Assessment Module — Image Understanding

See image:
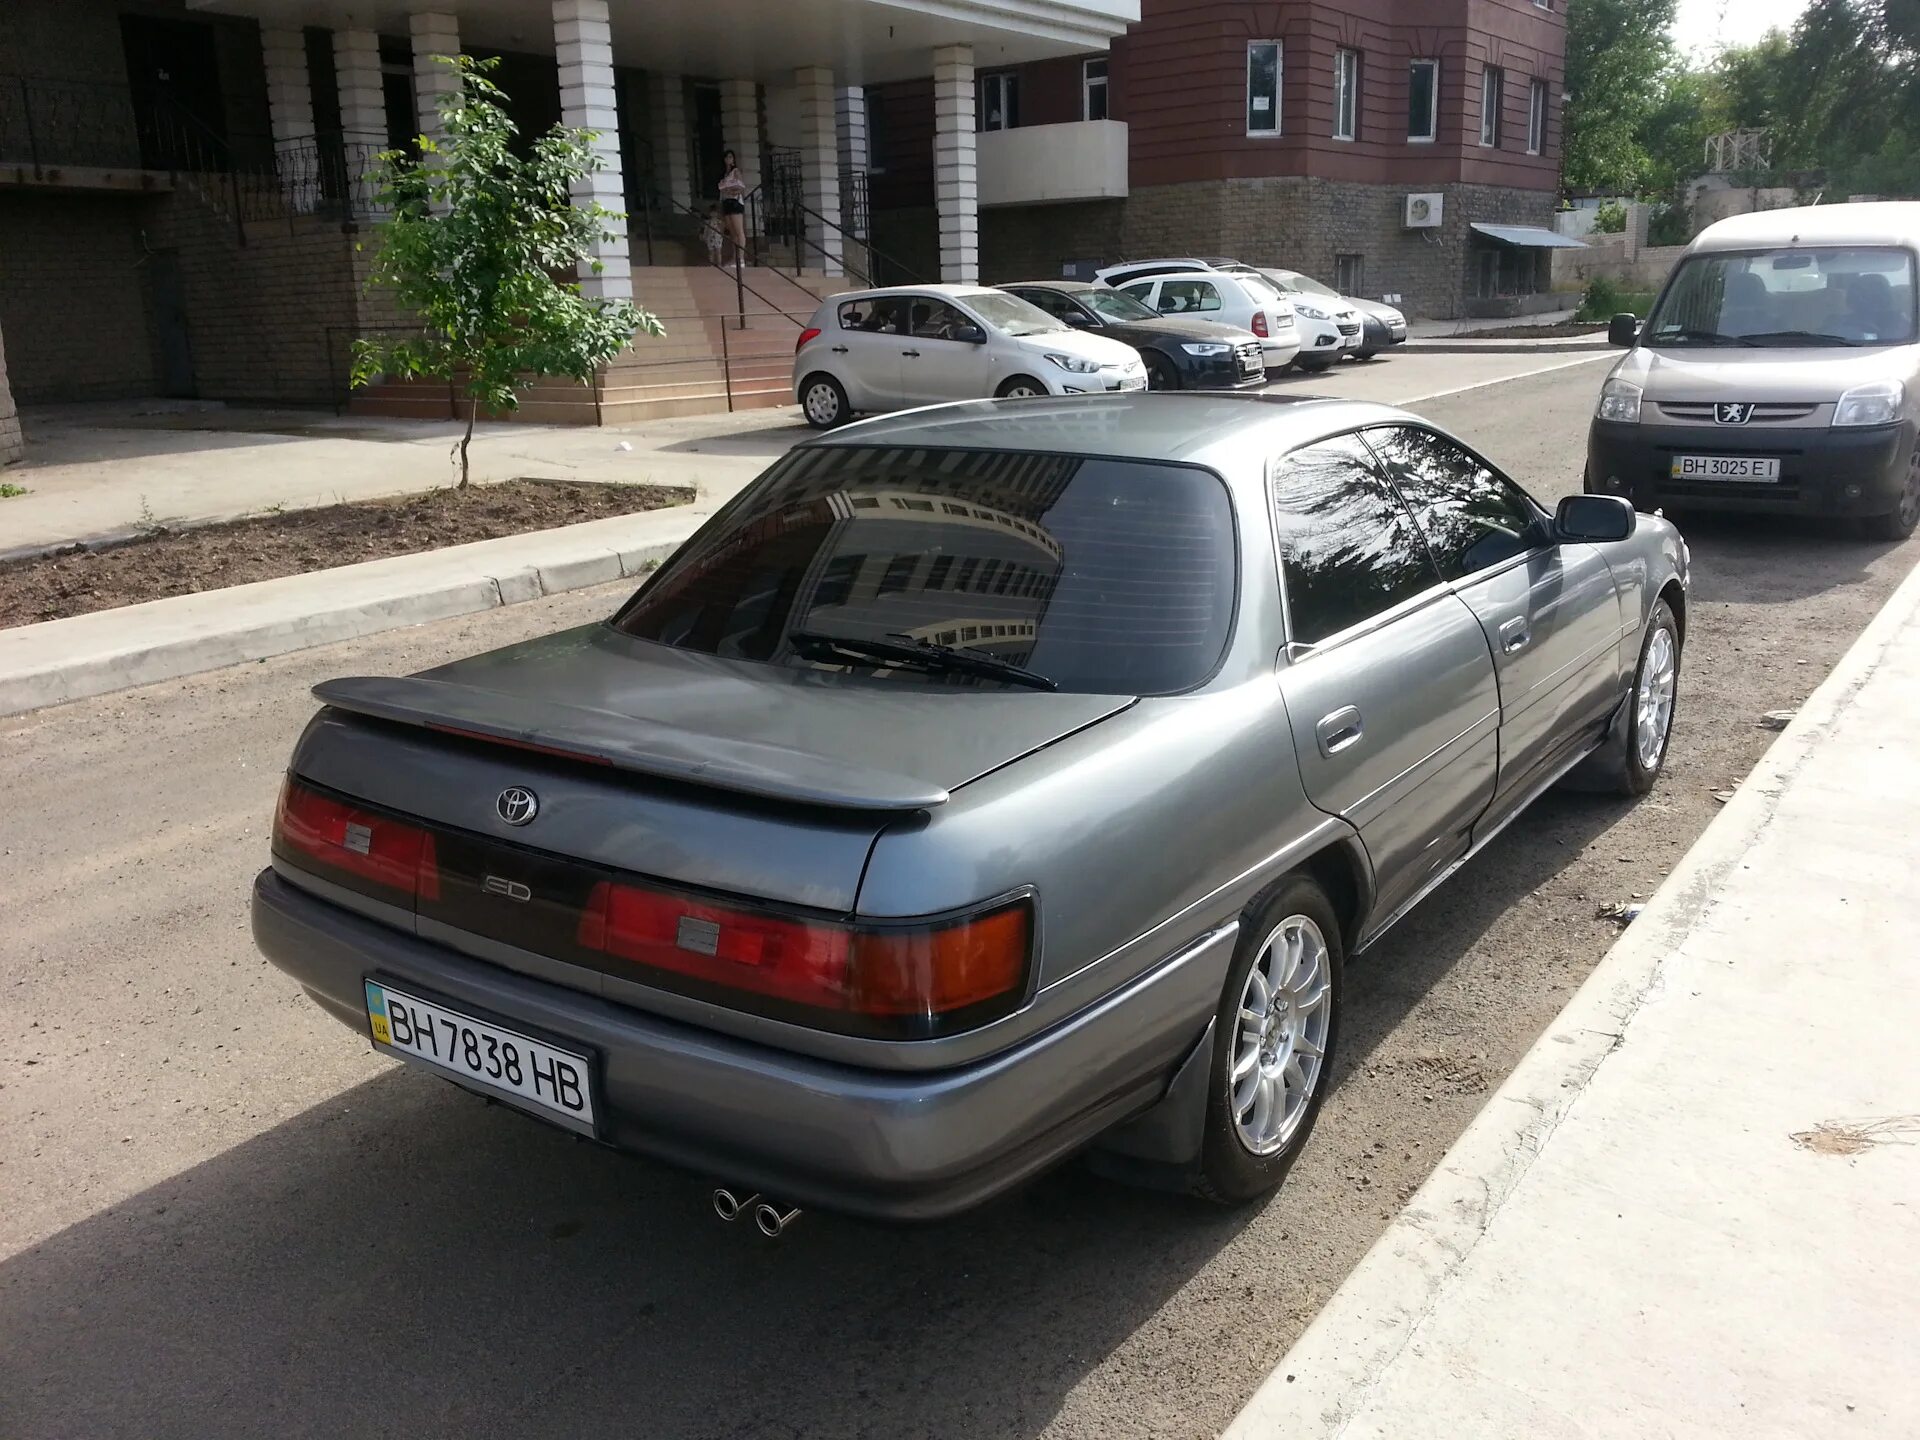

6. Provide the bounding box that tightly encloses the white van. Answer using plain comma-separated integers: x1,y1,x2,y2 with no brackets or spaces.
1586,202,1920,539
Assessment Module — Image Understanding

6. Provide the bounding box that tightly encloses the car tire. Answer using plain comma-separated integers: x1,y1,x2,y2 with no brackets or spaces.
1861,458,1920,541
996,376,1047,400
1191,875,1343,1205
1353,350,1379,361
1293,356,1336,374
799,373,850,430
1145,354,1180,391
1566,597,1682,796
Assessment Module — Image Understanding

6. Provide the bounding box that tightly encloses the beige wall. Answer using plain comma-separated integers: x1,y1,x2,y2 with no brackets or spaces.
1553,235,1687,297
0,320,22,466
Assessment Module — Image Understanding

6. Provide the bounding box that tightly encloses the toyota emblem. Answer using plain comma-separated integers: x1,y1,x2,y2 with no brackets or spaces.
496,786,539,826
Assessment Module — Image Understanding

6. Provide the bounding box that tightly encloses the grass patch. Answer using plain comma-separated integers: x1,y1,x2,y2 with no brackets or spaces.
0,483,28,499
1575,277,1659,323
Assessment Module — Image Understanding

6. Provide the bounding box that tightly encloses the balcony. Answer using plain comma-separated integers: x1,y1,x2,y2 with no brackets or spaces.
978,120,1128,208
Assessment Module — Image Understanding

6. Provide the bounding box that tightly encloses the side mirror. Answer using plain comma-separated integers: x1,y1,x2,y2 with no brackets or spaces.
1555,493,1636,543
1063,311,1094,329
953,323,987,345
1608,313,1641,348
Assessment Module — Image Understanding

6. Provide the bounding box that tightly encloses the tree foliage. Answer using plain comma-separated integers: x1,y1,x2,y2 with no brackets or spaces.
1563,0,1681,192
352,57,662,485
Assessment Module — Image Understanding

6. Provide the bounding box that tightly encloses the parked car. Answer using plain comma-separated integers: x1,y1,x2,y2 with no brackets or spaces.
1113,271,1301,374
1241,268,1371,368
1001,280,1268,391
1092,256,1240,288
1588,201,1920,540
251,393,1689,1223
792,284,1145,428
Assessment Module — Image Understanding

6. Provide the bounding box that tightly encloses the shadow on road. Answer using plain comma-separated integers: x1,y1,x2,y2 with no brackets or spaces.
1674,510,1908,606
0,789,1631,1440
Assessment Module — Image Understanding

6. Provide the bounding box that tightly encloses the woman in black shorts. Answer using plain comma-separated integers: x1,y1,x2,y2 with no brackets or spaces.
717,150,748,265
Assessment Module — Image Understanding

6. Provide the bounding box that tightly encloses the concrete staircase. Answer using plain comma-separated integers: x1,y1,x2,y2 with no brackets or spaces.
348,264,850,426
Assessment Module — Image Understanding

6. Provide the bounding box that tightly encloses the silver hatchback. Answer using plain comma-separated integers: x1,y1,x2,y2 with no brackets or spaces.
253,395,1688,1221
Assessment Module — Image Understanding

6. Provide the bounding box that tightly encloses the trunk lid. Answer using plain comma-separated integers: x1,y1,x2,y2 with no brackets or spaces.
290,623,1134,912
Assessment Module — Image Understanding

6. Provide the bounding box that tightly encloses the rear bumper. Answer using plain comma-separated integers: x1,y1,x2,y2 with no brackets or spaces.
1587,419,1915,517
252,868,1227,1222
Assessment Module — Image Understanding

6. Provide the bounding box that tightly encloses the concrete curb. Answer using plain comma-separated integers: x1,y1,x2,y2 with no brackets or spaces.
1222,554,1920,1439
0,506,706,717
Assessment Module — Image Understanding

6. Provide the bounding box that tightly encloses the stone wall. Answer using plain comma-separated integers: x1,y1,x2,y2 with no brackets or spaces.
1552,235,1687,298
977,179,1556,319
0,320,22,465
0,193,158,402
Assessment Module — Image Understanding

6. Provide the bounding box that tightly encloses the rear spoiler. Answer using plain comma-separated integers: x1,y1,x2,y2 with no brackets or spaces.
312,676,950,811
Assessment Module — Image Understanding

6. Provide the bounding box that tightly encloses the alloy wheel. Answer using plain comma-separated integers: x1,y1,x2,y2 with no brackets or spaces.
1231,915,1333,1156
1636,625,1678,771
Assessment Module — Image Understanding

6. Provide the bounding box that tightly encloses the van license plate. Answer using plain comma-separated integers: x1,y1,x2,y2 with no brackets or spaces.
1671,455,1781,481
365,980,596,1131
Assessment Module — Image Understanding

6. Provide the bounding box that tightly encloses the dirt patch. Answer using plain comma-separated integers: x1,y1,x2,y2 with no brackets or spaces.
1450,322,1609,339
0,479,693,628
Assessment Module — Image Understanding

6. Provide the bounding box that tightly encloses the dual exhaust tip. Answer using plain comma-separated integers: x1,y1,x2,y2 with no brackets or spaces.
712,1188,801,1237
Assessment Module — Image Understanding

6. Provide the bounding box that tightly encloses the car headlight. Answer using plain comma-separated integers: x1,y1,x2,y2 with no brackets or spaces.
1295,304,1331,321
1833,380,1905,428
1597,377,1643,424
1181,342,1231,357
1045,353,1101,374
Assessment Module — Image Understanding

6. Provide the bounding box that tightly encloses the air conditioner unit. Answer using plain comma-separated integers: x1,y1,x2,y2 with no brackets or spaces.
1405,193,1444,229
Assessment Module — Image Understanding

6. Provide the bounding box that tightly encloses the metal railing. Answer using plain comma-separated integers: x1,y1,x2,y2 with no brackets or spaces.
0,74,145,172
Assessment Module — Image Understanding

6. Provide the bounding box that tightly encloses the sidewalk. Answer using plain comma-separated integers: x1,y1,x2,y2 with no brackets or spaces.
0,399,803,560
1228,557,1920,1438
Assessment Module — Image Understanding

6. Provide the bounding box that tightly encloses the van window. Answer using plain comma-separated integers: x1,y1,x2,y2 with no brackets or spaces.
1645,247,1918,348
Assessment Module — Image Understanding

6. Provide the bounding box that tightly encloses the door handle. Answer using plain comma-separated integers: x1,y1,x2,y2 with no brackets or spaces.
901,349,921,357
1315,706,1364,757
1499,617,1531,654
830,345,848,354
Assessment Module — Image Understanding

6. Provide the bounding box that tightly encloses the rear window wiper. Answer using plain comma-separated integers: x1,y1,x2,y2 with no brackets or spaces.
788,630,1059,692
1733,329,1864,347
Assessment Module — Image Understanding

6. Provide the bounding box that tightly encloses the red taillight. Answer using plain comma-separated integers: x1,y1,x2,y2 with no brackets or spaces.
577,880,1031,1030
1251,311,1270,338
795,327,822,353
273,777,440,901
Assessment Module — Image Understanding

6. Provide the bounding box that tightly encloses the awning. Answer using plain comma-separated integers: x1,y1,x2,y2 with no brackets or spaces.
1470,223,1589,250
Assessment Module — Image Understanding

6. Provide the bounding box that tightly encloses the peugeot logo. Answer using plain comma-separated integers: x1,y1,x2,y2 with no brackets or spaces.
495,786,539,826
1716,402,1756,425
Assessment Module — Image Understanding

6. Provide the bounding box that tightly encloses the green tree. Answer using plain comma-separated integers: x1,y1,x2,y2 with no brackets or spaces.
1563,0,1680,192
352,56,661,486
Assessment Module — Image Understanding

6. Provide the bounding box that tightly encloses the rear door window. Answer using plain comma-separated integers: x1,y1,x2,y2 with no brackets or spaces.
615,446,1239,695
1271,435,1443,646
1158,280,1222,315
1362,426,1541,579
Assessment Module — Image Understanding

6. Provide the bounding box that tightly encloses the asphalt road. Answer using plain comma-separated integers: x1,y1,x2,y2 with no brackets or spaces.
5,353,1914,1439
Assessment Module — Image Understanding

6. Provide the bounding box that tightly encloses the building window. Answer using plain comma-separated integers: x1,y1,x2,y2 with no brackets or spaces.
865,94,888,174
1408,59,1438,142
1480,65,1505,147
1528,78,1548,155
1335,254,1365,295
1247,40,1281,135
980,72,1020,132
1333,49,1360,141
1083,58,1109,121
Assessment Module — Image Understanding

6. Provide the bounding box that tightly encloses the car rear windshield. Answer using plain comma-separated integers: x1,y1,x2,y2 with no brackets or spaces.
965,290,1066,336
1645,246,1918,347
1085,288,1160,323
612,446,1238,695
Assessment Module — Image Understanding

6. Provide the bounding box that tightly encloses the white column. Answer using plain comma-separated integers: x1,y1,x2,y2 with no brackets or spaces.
409,12,461,150
554,0,630,299
334,29,386,147
334,28,387,211
794,67,841,275
932,44,977,284
262,27,315,211
648,71,693,213
720,78,761,241
835,85,867,238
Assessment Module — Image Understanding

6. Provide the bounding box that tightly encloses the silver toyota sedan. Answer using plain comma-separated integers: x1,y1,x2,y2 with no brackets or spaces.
252,395,1689,1223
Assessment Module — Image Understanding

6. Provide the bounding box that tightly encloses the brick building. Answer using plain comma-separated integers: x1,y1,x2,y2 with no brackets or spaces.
869,0,1570,319
0,0,1563,443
